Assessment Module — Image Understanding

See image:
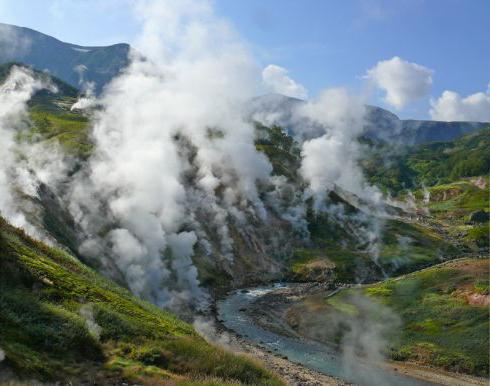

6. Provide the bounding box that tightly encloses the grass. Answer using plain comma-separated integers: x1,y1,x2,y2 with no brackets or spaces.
361,259,489,376
363,127,490,194
0,63,93,158
27,109,92,157
0,216,283,385
287,259,489,377
427,179,489,214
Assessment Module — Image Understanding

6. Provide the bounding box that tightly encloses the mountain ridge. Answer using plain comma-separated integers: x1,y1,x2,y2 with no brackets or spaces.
249,93,488,144
0,23,130,93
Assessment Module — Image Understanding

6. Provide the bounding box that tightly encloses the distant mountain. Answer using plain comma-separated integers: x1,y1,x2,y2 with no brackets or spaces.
249,93,488,144
0,23,129,93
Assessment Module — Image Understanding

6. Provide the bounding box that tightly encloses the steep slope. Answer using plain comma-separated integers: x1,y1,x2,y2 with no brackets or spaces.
0,216,283,385
0,23,129,92
0,63,92,159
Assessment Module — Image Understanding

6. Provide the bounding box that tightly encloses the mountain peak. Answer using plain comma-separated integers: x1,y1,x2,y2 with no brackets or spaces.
0,23,130,93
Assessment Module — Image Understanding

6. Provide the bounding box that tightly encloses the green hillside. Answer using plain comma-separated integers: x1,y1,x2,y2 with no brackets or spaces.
308,258,489,376
0,62,92,158
0,217,283,385
363,127,490,194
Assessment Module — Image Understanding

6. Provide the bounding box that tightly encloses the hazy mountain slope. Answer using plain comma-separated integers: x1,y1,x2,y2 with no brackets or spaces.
0,23,129,92
0,216,283,385
363,127,490,193
249,93,488,144
8,65,482,288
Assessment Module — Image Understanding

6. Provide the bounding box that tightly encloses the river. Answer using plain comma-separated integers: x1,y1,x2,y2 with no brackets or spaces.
217,283,435,386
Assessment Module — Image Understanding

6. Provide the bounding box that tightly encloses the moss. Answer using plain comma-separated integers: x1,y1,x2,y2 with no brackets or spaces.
365,287,392,297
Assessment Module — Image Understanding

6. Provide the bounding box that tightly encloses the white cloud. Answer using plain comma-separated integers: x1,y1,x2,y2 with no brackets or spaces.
365,56,433,109
262,64,308,99
430,86,490,122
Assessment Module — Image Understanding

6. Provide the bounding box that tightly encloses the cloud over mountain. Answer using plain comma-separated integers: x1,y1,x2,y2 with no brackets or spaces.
430,85,490,122
365,56,433,109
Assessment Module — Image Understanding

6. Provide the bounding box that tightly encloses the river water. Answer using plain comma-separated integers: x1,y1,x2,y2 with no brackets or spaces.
217,284,435,386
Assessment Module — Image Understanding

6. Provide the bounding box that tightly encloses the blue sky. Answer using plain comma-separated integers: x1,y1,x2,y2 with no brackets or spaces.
1,0,488,119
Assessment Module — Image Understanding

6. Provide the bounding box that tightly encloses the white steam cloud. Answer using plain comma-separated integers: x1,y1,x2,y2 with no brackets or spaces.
430,85,490,122
0,1,419,325
365,56,433,109
294,88,382,205
67,0,272,311
262,64,308,99
79,304,102,340
0,66,61,238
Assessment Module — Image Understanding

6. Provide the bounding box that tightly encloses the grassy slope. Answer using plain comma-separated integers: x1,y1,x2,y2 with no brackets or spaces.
0,217,283,385
286,258,489,377
289,219,459,283
357,259,488,376
1,62,92,158
27,105,92,157
363,127,490,194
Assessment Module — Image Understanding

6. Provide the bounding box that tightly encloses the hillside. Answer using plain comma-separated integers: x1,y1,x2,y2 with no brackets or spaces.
0,216,283,385
285,258,489,377
0,23,129,92
6,71,482,289
363,127,490,194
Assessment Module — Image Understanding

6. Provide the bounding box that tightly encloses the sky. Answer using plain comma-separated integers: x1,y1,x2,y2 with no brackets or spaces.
0,0,488,119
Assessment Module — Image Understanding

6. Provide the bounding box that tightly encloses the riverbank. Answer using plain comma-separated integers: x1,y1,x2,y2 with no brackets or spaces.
217,285,434,386
232,279,487,386
228,334,348,386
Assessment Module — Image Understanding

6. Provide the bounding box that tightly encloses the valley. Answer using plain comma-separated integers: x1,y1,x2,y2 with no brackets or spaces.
0,17,489,385
218,276,487,386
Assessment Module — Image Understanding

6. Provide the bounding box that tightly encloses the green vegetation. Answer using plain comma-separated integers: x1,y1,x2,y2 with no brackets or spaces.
465,225,489,248
325,259,489,376
286,259,489,377
255,123,301,181
27,109,92,157
372,259,489,376
425,179,489,214
289,217,458,283
1,62,92,158
363,127,490,194
0,217,283,385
